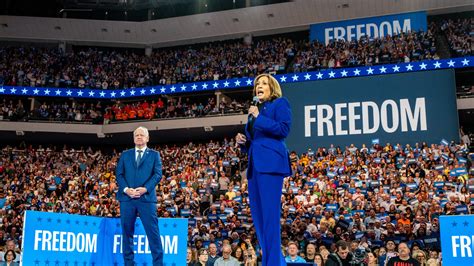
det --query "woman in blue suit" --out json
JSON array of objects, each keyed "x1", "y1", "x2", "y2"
[{"x1": 236, "y1": 73, "x2": 291, "y2": 266}]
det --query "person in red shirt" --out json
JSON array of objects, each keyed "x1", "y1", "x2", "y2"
[
  {"x1": 115, "y1": 109, "x2": 123, "y2": 121},
  {"x1": 128, "y1": 107, "x2": 137, "y2": 119},
  {"x1": 156, "y1": 98, "x2": 164, "y2": 109},
  {"x1": 144, "y1": 109, "x2": 153, "y2": 120},
  {"x1": 137, "y1": 105, "x2": 144, "y2": 119},
  {"x1": 397, "y1": 212, "x2": 411, "y2": 227},
  {"x1": 103, "y1": 110, "x2": 112, "y2": 124}
]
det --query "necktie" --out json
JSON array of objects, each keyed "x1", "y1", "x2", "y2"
[{"x1": 136, "y1": 150, "x2": 143, "y2": 166}]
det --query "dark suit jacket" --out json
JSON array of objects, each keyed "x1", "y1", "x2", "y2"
[
  {"x1": 116, "y1": 148, "x2": 162, "y2": 202},
  {"x1": 244, "y1": 97, "x2": 292, "y2": 178}
]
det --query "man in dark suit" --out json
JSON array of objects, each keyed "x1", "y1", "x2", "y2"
[{"x1": 116, "y1": 126, "x2": 163, "y2": 266}]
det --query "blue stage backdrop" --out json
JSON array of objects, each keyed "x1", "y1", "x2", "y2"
[
  {"x1": 310, "y1": 11, "x2": 427, "y2": 45},
  {"x1": 440, "y1": 215, "x2": 474, "y2": 265},
  {"x1": 22, "y1": 210, "x2": 187, "y2": 265},
  {"x1": 284, "y1": 69, "x2": 459, "y2": 153}
]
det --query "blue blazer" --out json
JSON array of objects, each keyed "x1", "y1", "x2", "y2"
[
  {"x1": 116, "y1": 148, "x2": 162, "y2": 202},
  {"x1": 0, "y1": 262, "x2": 20, "y2": 266},
  {"x1": 244, "y1": 97, "x2": 292, "y2": 178}
]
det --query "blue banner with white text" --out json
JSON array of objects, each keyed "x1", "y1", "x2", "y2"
[
  {"x1": 284, "y1": 69, "x2": 459, "y2": 153},
  {"x1": 440, "y1": 215, "x2": 474, "y2": 266},
  {"x1": 310, "y1": 12, "x2": 427, "y2": 45},
  {"x1": 22, "y1": 211, "x2": 187, "y2": 265}
]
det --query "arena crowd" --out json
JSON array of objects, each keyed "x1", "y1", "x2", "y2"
[{"x1": 0, "y1": 137, "x2": 472, "y2": 265}]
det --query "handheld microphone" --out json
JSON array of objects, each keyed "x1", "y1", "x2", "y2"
[
  {"x1": 248, "y1": 96, "x2": 260, "y2": 121},
  {"x1": 252, "y1": 96, "x2": 260, "y2": 106}
]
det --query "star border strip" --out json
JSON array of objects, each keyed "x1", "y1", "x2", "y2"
[{"x1": 0, "y1": 57, "x2": 471, "y2": 99}]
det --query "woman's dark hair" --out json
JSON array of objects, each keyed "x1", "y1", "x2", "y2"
[
  {"x1": 314, "y1": 253, "x2": 325, "y2": 264},
  {"x1": 4, "y1": 249, "x2": 16, "y2": 261}
]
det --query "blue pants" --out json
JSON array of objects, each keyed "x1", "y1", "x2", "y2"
[
  {"x1": 248, "y1": 166, "x2": 286, "y2": 266},
  {"x1": 120, "y1": 200, "x2": 163, "y2": 266}
]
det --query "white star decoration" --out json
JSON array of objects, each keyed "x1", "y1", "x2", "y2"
[{"x1": 8, "y1": 58, "x2": 470, "y2": 99}]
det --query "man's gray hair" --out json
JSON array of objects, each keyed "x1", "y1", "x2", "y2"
[
  {"x1": 222, "y1": 243, "x2": 232, "y2": 251},
  {"x1": 134, "y1": 126, "x2": 149, "y2": 137}
]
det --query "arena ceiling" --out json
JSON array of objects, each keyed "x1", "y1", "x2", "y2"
[{"x1": 1, "y1": 0, "x2": 289, "y2": 21}]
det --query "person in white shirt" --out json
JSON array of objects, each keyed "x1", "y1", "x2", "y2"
[{"x1": 213, "y1": 244, "x2": 240, "y2": 266}]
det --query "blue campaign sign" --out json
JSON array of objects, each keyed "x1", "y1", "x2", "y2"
[
  {"x1": 284, "y1": 69, "x2": 459, "y2": 153},
  {"x1": 22, "y1": 211, "x2": 187, "y2": 265},
  {"x1": 440, "y1": 215, "x2": 474, "y2": 265},
  {"x1": 310, "y1": 11, "x2": 427, "y2": 45}
]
